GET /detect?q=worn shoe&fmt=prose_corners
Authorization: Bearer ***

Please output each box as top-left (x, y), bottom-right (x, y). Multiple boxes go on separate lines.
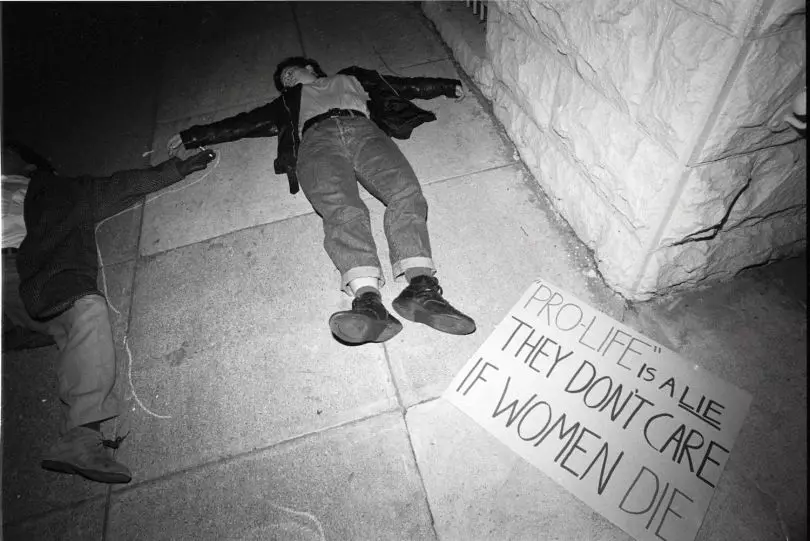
top-left (41, 426), bottom-right (132, 484)
top-left (392, 275), bottom-right (476, 335)
top-left (329, 291), bottom-right (403, 344)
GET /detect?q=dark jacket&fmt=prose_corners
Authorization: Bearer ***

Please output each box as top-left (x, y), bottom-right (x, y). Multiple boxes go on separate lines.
top-left (179, 66), bottom-right (460, 194)
top-left (17, 159), bottom-right (186, 321)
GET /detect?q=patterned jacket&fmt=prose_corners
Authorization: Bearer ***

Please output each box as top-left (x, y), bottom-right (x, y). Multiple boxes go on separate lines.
top-left (17, 160), bottom-right (186, 320)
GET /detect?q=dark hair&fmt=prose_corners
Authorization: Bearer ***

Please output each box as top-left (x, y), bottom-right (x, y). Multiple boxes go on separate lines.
top-left (2, 140), bottom-right (55, 174)
top-left (273, 56), bottom-right (327, 92)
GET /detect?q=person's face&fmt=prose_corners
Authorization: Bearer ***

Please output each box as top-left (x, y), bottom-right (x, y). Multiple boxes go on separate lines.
top-left (281, 65), bottom-right (318, 88)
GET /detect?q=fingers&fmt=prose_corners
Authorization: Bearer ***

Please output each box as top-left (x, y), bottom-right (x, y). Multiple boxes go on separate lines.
top-left (167, 134), bottom-right (183, 156)
top-left (189, 150), bottom-right (217, 172)
top-left (200, 149), bottom-right (216, 164)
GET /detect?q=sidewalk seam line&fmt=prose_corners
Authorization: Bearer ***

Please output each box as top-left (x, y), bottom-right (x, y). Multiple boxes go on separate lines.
top-left (107, 407), bottom-right (402, 495)
top-left (137, 160), bottom-right (519, 260)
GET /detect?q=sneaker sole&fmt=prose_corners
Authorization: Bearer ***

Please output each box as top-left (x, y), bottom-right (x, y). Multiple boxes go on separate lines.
top-left (392, 301), bottom-right (476, 335)
top-left (329, 312), bottom-right (403, 344)
top-left (41, 459), bottom-right (131, 484)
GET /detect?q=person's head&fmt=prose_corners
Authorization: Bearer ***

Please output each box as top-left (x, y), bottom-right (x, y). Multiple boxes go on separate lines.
top-left (2, 141), bottom-right (54, 176)
top-left (273, 56), bottom-right (327, 92)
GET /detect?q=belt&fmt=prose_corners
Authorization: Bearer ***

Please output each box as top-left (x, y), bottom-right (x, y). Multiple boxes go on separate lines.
top-left (2, 247), bottom-right (19, 255)
top-left (302, 109), bottom-right (366, 137)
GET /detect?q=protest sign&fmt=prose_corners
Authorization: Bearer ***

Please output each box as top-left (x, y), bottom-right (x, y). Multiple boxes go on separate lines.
top-left (445, 278), bottom-right (752, 541)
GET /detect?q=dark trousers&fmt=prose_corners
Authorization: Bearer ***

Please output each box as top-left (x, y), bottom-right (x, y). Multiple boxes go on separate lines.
top-left (296, 116), bottom-right (435, 293)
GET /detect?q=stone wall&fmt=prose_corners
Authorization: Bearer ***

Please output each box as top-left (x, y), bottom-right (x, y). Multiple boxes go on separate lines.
top-left (423, 0), bottom-right (806, 300)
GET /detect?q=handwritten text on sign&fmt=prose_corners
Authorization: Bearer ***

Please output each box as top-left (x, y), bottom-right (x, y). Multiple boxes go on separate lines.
top-left (444, 279), bottom-right (752, 541)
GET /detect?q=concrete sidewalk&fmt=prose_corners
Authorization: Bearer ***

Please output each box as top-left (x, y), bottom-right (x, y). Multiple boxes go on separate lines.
top-left (2, 3), bottom-right (806, 540)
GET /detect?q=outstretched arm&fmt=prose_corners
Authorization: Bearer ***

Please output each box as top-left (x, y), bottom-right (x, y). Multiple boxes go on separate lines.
top-left (342, 66), bottom-right (462, 101)
top-left (168, 101), bottom-right (280, 156)
top-left (94, 151), bottom-right (216, 221)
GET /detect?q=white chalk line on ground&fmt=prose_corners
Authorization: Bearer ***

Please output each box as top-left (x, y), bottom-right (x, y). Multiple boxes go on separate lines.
top-left (96, 150), bottom-right (221, 419)
top-left (268, 502), bottom-right (327, 541)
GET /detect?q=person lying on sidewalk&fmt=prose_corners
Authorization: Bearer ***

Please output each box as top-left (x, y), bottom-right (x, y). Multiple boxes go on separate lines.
top-left (2, 142), bottom-right (216, 484)
top-left (167, 56), bottom-right (476, 345)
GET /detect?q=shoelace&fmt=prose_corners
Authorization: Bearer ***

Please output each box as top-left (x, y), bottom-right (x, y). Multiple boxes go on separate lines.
top-left (414, 282), bottom-right (443, 299)
top-left (354, 294), bottom-right (385, 315)
top-left (100, 431), bottom-right (130, 450)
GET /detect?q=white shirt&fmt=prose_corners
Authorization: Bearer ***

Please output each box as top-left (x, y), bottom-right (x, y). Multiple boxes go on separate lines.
top-left (2, 174), bottom-right (30, 249)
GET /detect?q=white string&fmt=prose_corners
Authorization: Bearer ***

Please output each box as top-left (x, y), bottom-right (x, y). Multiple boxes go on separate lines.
top-left (96, 149), bottom-right (221, 419)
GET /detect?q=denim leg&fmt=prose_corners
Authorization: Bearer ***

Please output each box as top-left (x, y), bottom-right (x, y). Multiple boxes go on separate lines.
top-left (42, 295), bottom-right (121, 434)
top-left (348, 120), bottom-right (434, 280)
top-left (297, 121), bottom-right (383, 290)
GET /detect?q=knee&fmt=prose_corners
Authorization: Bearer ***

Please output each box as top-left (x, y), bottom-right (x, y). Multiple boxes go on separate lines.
top-left (390, 185), bottom-right (428, 216)
top-left (324, 204), bottom-right (370, 227)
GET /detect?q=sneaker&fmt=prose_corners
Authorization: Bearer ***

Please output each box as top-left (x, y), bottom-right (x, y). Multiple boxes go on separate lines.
top-left (41, 426), bottom-right (132, 484)
top-left (392, 275), bottom-right (476, 335)
top-left (329, 291), bottom-right (403, 344)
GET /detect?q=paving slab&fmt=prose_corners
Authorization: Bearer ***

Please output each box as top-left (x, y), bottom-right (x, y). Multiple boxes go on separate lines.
top-left (627, 268), bottom-right (807, 540)
top-left (143, 59), bottom-right (512, 258)
top-left (114, 215), bottom-right (398, 483)
top-left (695, 456), bottom-right (790, 541)
top-left (145, 109), bottom-right (313, 256)
top-left (296, 2), bottom-right (447, 74)
top-left (4, 10), bottom-right (160, 179)
top-left (1, 345), bottom-right (107, 524)
top-left (1, 260), bottom-right (134, 524)
top-left (96, 203), bottom-right (143, 268)
top-left (2, 498), bottom-right (106, 541)
top-left (382, 163), bottom-right (627, 407)
top-left (408, 399), bottom-right (630, 540)
top-left (155, 3), bottom-right (298, 124)
top-left (394, 59), bottom-right (517, 187)
top-left (107, 411), bottom-right (435, 540)
top-left (408, 398), bottom-right (787, 541)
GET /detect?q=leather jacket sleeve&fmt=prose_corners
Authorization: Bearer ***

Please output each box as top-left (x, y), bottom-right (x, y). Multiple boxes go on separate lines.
top-left (340, 66), bottom-right (460, 101)
top-left (180, 101), bottom-right (281, 149)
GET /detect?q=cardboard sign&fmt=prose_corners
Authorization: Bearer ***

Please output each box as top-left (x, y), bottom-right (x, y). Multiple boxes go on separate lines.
top-left (445, 279), bottom-right (752, 541)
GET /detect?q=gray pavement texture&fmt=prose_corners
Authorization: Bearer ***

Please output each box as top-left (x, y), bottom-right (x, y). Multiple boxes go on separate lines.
top-left (2, 3), bottom-right (806, 540)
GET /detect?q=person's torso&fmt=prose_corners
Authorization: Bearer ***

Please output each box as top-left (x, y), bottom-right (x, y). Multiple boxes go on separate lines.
top-left (17, 172), bottom-right (100, 318)
top-left (298, 74), bottom-right (370, 137)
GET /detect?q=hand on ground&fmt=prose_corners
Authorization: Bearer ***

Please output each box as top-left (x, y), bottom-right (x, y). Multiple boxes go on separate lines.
top-left (167, 134), bottom-right (184, 157)
top-left (177, 150), bottom-right (216, 176)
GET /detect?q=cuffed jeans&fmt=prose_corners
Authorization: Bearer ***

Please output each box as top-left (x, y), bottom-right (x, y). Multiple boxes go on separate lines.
top-left (3, 260), bottom-right (121, 434)
top-left (296, 116), bottom-right (435, 294)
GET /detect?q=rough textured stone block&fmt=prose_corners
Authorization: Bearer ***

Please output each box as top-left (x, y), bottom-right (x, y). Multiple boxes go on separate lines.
top-left (755, 0), bottom-right (806, 36)
top-left (425, 0), bottom-right (806, 299)
top-left (643, 141), bottom-right (806, 294)
top-left (487, 83), bottom-right (650, 295)
top-left (664, 142), bottom-right (806, 244)
top-left (673, 0), bottom-right (760, 35)
top-left (699, 24), bottom-right (806, 162)
top-left (636, 7), bottom-right (740, 157)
